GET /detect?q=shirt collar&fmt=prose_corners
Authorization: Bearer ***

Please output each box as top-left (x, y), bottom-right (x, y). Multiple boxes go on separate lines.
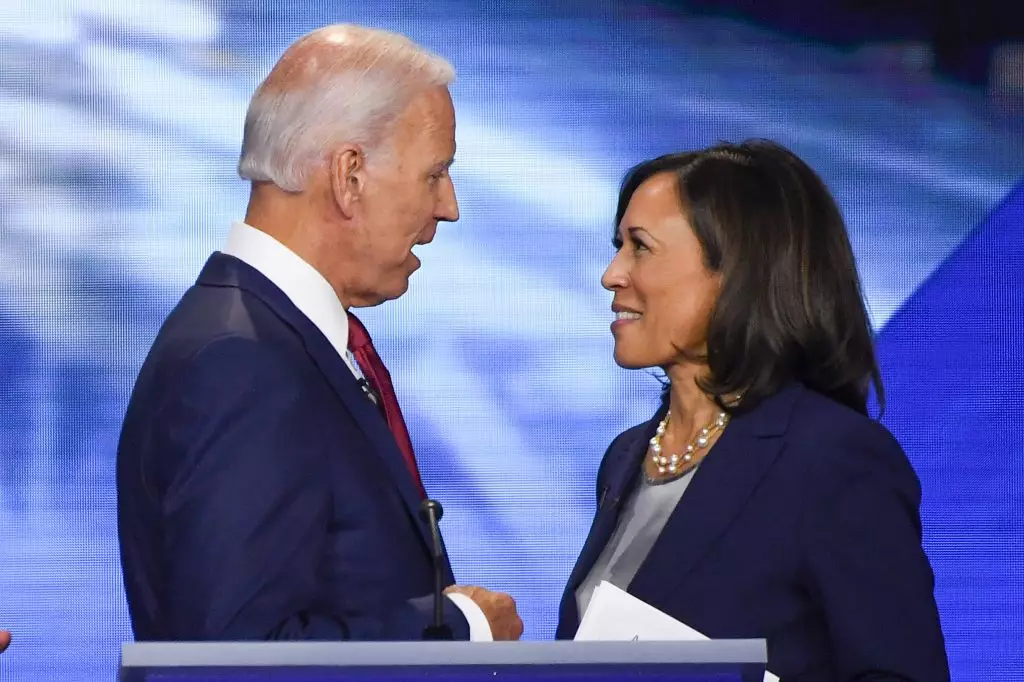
top-left (221, 220), bottom-right (354, 368)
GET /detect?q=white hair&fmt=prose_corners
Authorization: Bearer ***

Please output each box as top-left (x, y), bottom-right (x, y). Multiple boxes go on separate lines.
top-left (237, 24), bottom-right (455, 192)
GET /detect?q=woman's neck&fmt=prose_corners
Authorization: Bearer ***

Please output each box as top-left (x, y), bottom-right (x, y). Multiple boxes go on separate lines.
top-left (664, 363), bottom-right (721, 442)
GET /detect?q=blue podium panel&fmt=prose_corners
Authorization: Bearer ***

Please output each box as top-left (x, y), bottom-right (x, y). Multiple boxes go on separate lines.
top-left (120, 641), bottom-right (767, 682)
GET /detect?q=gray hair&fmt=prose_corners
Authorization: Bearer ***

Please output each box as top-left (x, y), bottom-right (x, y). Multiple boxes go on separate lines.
top-left (237, 24), bottom-right (455, 192)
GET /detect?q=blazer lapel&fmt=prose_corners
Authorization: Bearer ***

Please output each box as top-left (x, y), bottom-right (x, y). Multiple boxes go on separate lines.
top-left (197, 253), bottom-right (437, 557)
top-left (628, 384), bottom-right (802, 608)
top-left (558, 403), bottom-right (667, 635)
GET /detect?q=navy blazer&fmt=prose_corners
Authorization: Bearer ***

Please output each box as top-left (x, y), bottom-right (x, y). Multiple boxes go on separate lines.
top-left (117, 252), bottom-right (469, 641)
top-left (556, 383), bottom-right (950, 681)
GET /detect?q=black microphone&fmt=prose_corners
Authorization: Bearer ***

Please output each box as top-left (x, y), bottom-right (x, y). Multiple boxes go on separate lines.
top-left (356, 378), bottom-right (377, 404)
top-left (419, 498), bottom-right (453, 640)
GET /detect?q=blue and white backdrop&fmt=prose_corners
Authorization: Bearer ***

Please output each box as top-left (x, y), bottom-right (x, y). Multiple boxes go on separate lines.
top-left (0, 1), bottom-right (1021, 680)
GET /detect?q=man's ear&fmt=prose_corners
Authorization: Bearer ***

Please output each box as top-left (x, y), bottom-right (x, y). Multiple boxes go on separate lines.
top-left (330, 144), bottom-right (365, 219)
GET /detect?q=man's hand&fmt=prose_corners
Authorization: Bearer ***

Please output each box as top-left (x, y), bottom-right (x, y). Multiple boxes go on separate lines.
top-left (0, 630), bottom-right (10, 654)
top-left (445, 585), bottom-right (523, 640)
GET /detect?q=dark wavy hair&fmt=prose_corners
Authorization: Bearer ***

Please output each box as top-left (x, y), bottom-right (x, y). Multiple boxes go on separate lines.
top-left (615, 139), bottom-right (883, 416)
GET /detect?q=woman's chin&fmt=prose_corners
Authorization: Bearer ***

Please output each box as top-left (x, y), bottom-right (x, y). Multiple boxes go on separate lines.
top-left (613, 348), bottom-right (653, 370)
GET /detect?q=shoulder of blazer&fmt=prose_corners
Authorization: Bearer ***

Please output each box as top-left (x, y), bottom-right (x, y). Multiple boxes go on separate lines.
top-left (780, 387), bottom-right (919, 492)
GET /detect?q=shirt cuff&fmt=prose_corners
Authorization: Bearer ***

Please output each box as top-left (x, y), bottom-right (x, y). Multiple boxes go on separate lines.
top-left (445, 593), bottom-right (493, 641)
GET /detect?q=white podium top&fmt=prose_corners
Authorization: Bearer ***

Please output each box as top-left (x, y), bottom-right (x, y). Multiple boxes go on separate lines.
top-left (122, 639), bottom-right (767, 668)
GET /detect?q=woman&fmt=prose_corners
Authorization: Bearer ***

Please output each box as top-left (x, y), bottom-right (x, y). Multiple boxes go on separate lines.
top-left (556, 140), bottom-right (950, 681)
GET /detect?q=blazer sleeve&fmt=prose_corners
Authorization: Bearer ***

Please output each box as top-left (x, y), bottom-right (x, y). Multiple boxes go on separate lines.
top-left (800, 422), bottom-right (950, 681)
top-left (151, 335), bottom-right (468, 641)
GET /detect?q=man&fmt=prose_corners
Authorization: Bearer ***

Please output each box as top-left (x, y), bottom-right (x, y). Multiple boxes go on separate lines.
top-left (117, 24), bottom-right (522, 642)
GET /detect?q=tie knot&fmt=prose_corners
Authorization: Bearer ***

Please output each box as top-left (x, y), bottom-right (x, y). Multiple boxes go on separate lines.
top-left (347, 312), bottom-right (373, 352)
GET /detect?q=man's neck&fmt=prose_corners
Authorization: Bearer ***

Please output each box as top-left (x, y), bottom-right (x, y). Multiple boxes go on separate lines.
top-left (243, 186), bottom-right (351, 306)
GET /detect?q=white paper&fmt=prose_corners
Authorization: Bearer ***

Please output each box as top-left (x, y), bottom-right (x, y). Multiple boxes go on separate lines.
top-left (575, 581), bottom-right (779, 682)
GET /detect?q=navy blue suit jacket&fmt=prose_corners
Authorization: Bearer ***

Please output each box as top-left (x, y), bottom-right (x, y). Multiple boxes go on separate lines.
top-left (117, 252), bottom-right (469, 641)
top-left (556, 383), bottom-right (949, 681)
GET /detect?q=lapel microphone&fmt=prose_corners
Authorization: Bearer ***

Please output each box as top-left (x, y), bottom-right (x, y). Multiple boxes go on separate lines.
top-left (418, 498), bottom-right (453, 640)
top-left (356, 377), bottom-right (378, 405)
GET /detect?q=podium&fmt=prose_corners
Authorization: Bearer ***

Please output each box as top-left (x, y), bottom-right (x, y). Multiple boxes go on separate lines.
top-left (120, 640), bottom-right (767, 682)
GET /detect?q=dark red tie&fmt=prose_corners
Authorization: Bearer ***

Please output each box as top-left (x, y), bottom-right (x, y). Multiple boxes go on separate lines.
top-left (347, 312), bottom-right (426, 499)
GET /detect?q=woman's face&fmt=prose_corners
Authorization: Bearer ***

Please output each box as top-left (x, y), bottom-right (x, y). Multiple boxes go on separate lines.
top-left (602, 172), bottom-right (721, 370)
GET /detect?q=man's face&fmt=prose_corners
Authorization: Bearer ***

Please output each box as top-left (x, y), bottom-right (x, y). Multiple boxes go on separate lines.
top-left (344, 86), bottom-right (458, 306)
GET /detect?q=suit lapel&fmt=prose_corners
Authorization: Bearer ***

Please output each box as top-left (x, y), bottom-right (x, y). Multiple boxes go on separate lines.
top-left (628, 385), bottom-right (801, 608)
top-left (197, 253), bottom-right (437, 557)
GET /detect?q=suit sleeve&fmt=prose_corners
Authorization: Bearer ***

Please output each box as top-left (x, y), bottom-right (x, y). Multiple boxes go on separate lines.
top-left (154, 335), bottom-right (468, 641)
top-left (801, 423), bottom-right (950, 681)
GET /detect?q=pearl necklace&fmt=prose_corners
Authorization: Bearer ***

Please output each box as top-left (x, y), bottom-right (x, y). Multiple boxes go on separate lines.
top-left (646, 410), bottom-right (730, 484)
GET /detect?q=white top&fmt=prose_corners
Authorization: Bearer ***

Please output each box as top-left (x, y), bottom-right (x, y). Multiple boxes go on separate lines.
top-left (221, 220), bottom-right (492, 641)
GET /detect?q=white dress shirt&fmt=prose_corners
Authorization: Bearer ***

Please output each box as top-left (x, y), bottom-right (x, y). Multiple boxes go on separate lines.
top-left (222, 220), bottom-right (492, 641)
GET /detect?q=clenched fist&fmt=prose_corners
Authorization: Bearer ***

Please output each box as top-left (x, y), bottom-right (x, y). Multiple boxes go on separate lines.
top-left (445, 585), bottom-right (524, 640)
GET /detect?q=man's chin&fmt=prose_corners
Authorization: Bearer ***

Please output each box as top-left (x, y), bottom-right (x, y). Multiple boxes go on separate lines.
top-left (385, 275), bottom-right (412, 301)
top-left (351, 270), bottom-right (414, 307)
top-left (349, 282), bottom-right (407, 308)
